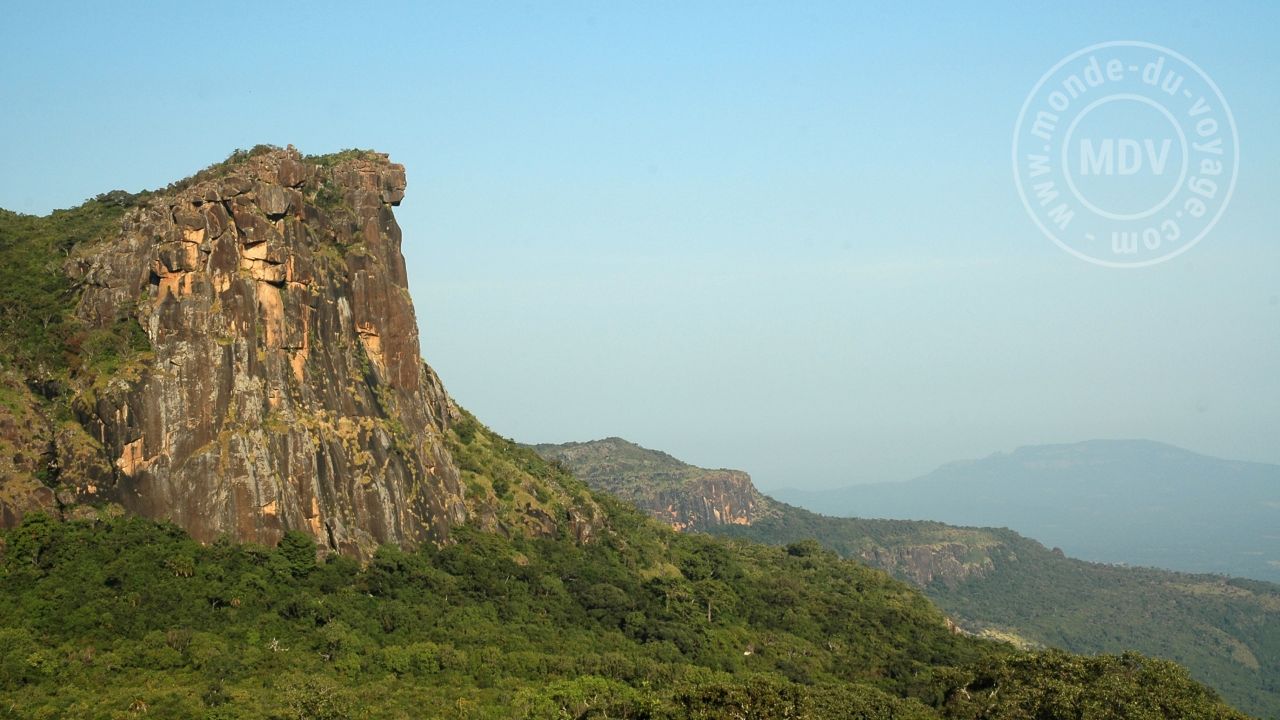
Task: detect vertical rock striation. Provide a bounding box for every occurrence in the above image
[59,147,465,557]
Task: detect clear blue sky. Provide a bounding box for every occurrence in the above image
[2,1,1277,489]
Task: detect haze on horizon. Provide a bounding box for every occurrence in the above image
[1,2,1277,491]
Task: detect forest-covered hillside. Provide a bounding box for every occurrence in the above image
[0,506,1249,719]
[537,438,1280,718]
[715,505,1280,718]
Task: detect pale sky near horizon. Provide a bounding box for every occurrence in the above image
[2,2,1277,490]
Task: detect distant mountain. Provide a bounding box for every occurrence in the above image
[537,438,1280,718]
[776,440,1280,583]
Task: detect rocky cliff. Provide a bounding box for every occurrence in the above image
[0,146,597,557]
[534,438,774,531]
[856,540,997,589]
[536,437,1280,717]
[535,438,1002,589]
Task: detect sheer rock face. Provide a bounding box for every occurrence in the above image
[857,543,996,589]
[61,148,466,557]
[534,438,773,531]
[640,469,764,531]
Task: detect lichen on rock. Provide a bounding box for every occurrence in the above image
[41,146,470,558]
[0,145,606,558]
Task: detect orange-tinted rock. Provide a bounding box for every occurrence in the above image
[56,147,467,558]
[277,155,309,188]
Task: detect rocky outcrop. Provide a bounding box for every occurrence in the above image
[858,542,996,589]
[644,469,765,531]
[3,147,477,558]
[536,438,1001,588]
[534,438,773,531]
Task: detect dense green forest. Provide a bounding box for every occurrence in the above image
[713,506,1280,718]
[0,507,1251,720]
[930,530,1280,717]
[0,417,1253,719]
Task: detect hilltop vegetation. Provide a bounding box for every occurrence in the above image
[537,438,1280,718]
[0,144,386,387]
[0,193,143,383]
[532,438,756,497]
[533,438,773,530]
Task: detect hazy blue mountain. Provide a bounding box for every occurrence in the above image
[777,440,1280,583]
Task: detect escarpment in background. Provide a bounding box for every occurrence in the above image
[534,437,774,531]
[535,438,995,587]
[0,146,599,558]
[778,440,1280,584]
[538,436,1280,717]
[857,539,997,589]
